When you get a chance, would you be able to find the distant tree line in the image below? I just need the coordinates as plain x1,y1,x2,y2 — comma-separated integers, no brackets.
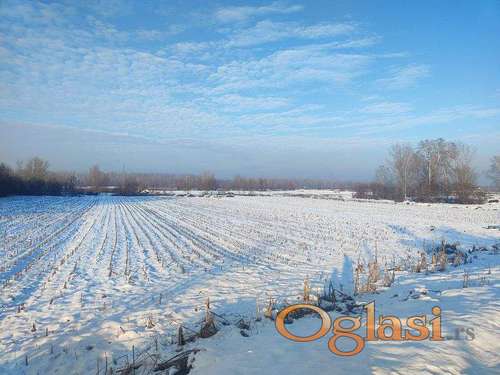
354,138,498,203
0,157,76,197
0,161,339,198
78,153,500,197
219,176,339,191
2,146,496,199
79,165,339,193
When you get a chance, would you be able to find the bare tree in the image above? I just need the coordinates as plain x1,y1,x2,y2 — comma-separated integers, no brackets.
374,165,392,186
451,144,479,203
416,138,462,199
389,144,417,200
200,171,216,191
119,174,140,195
372,139,483,203
441,142,459,196
88,165,106,191
418,139,440,191
0,159,77,197
22,157,49,180
378,165,397,198
487,155,500,191
0,163,18,196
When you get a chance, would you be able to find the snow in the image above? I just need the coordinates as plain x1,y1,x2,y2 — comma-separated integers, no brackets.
193,252,500,374
0,193,498,374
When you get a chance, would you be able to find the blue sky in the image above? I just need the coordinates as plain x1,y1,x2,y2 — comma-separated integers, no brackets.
0,0,499,180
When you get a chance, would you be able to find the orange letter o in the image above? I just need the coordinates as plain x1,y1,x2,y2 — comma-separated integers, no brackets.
275,304,332,342
328,316,365,356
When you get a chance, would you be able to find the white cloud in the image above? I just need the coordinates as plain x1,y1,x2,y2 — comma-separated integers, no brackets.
135,24,184,41
332,36,381,49
169,41,214,56
83,0,134,18
215,2,303,23
226,20,355,47
213,94,290,112
361,101,412,114
376,64,430,89
207,48,373,94
351,105,500,135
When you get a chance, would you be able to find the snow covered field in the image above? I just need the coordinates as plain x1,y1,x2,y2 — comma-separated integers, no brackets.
0,194,498,374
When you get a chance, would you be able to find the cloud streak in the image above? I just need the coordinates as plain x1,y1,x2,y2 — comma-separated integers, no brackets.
215,2,303,23
376,64,430,89
225,20,356,47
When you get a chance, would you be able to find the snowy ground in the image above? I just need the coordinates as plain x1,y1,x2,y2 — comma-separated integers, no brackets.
193,251,500,374
0,194,498,374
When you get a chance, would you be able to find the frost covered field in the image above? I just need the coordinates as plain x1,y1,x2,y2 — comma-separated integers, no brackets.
0,194,499,374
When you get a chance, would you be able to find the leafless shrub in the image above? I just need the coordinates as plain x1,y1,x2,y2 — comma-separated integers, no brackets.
146,314,155,329
303,277,311,303
438,245,447,272
354,261,362,295
177,325,185,347
263,296,275,319
463,270,470,288
383,265,395,287
354,254,381,294
255,298,261,321
453,251,464,267
200,298,217,338
415,252,427,273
